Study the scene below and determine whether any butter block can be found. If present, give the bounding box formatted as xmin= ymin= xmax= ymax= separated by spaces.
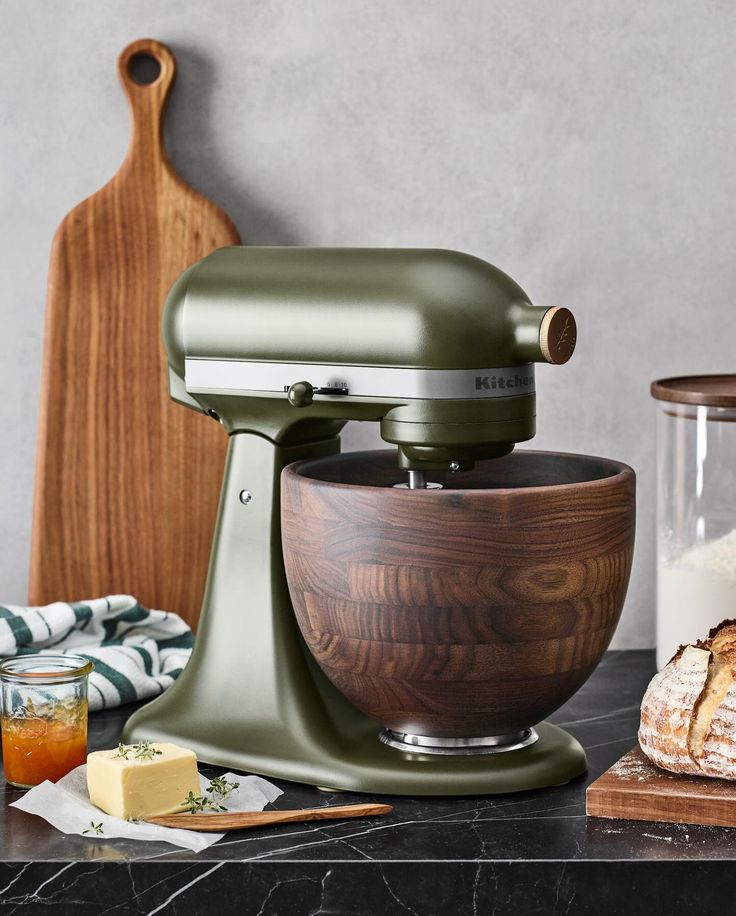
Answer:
xmin=87 ymin=742 xmax=199 ymax=820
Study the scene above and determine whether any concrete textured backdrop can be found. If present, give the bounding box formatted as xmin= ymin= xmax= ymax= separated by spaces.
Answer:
xmin=1 ymin=0 xmax=734 ymax=648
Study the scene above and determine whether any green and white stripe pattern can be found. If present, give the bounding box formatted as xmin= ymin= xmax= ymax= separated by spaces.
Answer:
xmin=0 ymin=595 xmax=193 ymax=711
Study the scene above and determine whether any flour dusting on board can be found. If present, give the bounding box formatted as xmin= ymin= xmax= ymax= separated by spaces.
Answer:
xmin=607 ymin=752 xmax=657 ymax=781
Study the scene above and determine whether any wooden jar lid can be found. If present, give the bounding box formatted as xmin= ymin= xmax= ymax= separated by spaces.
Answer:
xmin=651 ymin=375 xmax=736 ymax=408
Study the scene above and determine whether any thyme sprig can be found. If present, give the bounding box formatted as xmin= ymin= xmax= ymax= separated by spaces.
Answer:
xmin=181 ymin=791 xmax=227 ymax=814
xmin=113 ymin=739 xmax=163 ymax=761
xmin=206 ymin=776 xmax=240 ymax=800
xmin=181 ymin=778 xmax=240 ymax=814
xmin=133 ymin=740 xmax=162 ymax=761
xmin=83 ymin=821 xmax=104 ymax=836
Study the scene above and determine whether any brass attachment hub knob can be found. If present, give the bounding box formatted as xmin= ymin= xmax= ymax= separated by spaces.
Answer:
xmin=540 ymin=307 xmax=577 ymax=364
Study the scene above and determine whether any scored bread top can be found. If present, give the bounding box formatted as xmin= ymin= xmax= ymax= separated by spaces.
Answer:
xmin=709 ymin=621 xmax=736 ymax=661
xmin=639 ymin=620 xmax=736 ymax=779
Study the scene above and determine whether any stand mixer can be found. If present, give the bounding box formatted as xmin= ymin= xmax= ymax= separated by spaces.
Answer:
xmin=124 ymin=247 xmax=635 ymax=794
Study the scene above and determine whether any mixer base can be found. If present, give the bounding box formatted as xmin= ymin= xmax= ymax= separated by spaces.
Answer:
xmin=125 ymin=699 xmax=586 ymax=795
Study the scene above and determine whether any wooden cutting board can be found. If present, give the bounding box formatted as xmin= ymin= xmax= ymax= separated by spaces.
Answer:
xmin=586 ymin=746 xmax=736 ymax=828
xmin=29 ymin=39 xmax=240 ymax=628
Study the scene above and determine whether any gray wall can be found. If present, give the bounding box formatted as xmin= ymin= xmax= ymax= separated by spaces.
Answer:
xmin=2 ymin=1 xmax=734 ymax=647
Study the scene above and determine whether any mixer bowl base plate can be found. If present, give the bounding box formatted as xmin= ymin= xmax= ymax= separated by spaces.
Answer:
xmin=379 ymin=727 xmax=539 ymax=756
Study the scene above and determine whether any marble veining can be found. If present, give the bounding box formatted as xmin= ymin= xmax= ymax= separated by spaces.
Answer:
xmin=3 ymin=651 xmax=736 ymax=913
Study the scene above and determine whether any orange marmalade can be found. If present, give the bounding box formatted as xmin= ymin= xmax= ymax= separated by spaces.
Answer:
xmin=2 ymin=700 xmax=88 ymax=787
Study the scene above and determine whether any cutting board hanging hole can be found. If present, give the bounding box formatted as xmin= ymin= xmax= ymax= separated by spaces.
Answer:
xmin=128 ymin=54 xmax=161 ymax=86
xmin=117 ymin=39 xmax=176 ymax=163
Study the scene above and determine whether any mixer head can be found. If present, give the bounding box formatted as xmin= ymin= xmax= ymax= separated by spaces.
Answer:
xmin=162 ymin=247 xmax=576 ymax=483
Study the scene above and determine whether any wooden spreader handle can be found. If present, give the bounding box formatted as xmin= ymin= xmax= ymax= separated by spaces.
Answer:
xmin=145 ymin=802 xmax=393 ymax=832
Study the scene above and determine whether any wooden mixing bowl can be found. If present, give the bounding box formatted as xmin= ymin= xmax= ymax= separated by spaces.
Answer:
xmin=281 ymin=449 xmax=635 ymax=742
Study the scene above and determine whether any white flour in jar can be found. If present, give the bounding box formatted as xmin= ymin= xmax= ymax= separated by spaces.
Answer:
xmin=657 ymin=529 xmax=736 ymax=669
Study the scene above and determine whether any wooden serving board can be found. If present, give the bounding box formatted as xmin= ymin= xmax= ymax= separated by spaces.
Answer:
xmin=586 ymin=746 xmax=736 ymax=828
xmin=29 ymin=39 xmax=240 ymax=628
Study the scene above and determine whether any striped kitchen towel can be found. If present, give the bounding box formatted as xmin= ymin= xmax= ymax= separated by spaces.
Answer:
xmin=0 ymin=595 xmax=193 ymax=711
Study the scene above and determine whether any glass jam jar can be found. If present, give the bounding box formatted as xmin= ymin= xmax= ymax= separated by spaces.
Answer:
xmin=0 ymin=654 xmax=93 ymax=788
xmin=652 ymin=376 xmax=736 ymax=669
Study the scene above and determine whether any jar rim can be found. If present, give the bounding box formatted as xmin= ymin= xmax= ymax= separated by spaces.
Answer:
xmin=0 ymin=653 xmax=94 ymax=684
xmin=651 ymin=375 xmax=736 ymax=408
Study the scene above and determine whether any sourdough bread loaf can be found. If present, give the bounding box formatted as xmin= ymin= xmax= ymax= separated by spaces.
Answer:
xmin=639 ymin=620 xmax=736 ymax=778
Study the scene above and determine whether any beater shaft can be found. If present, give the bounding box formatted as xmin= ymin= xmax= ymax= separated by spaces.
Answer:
xmin=407 ymin=470 xmax=427 ymax=489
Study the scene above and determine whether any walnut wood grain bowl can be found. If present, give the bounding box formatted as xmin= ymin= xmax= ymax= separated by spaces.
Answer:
xmin=281 ymin=449 xmax=635 ymax=741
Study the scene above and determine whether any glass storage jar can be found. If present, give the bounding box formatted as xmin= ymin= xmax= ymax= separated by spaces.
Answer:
xmin=0 ymin=654 xmax=93 ymax=788
xmin=652 ymin=376 xmax=736 ymax=669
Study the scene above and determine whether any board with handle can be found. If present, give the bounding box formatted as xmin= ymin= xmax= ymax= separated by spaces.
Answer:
xmin=29 ymin=39 xmax=240 ymax=628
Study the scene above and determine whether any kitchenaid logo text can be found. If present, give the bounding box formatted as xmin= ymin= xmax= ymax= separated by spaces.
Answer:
xmin=475 ymin=374 xmax=534 ymax=391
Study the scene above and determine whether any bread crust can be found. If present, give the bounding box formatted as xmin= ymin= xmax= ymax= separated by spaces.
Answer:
xmin=639 ymin=620 xmax=736 ymax=779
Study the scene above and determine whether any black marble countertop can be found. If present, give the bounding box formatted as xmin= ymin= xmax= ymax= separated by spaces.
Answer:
xmin=3 ymin=650 xmax=736 ymax=914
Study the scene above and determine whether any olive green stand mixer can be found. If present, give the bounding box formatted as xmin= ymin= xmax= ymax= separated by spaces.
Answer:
xmin=123 ymin=246 xmax=591 ymax=794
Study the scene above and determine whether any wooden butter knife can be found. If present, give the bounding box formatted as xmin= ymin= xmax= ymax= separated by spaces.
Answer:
xmin=145 ymin=803 xmax=393 ymax=832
